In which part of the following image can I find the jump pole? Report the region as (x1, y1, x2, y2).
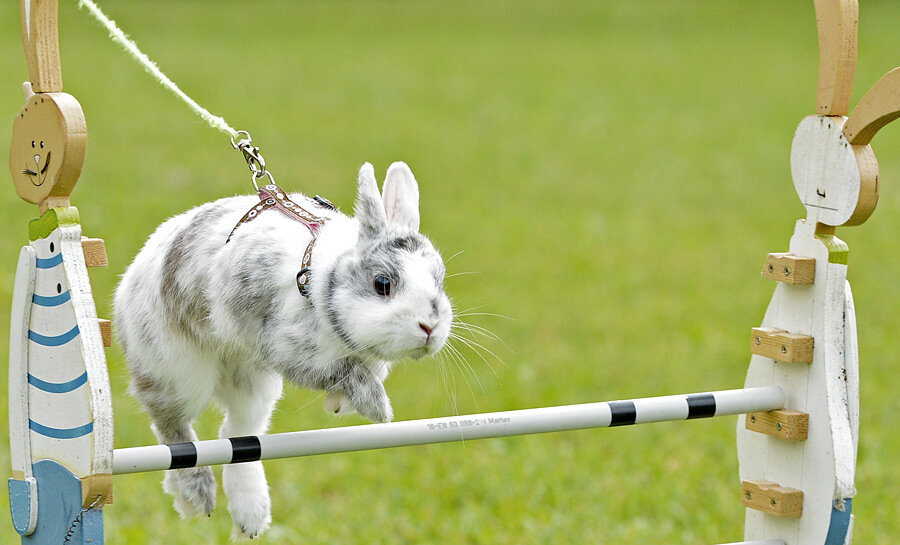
(113, 386, 784, 475)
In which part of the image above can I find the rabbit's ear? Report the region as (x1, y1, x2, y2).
(355, 163, 388, 240)
(382, 162, 420, 232)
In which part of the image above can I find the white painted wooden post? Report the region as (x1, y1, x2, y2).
(737, 219, 859, 545)
(9, 247, 39, 535)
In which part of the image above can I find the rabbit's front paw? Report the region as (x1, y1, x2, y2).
(354, 386, 393, 423)
(341, 362, 394, 423)
(324, 391, 356, 416)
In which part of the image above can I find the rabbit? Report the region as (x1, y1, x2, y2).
(113, 161, 452, 538)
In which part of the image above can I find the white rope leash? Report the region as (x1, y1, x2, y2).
(75, 0, 237, 137)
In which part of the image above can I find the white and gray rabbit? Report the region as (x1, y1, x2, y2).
(113, 162, 452, 538)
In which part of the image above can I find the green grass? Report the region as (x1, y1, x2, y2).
(2, 1, 900, 543)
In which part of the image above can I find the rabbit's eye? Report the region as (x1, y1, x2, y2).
(373, 275, 391, 297)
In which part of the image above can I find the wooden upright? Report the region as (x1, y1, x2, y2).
(7, 2, 114, 543)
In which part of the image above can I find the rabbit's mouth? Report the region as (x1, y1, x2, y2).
(408, 337, 445, 360)
(22, 151, 51, 187)
(408, 346, 431, 360)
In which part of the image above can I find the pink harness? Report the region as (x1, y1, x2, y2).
(226, 182, 333, 297)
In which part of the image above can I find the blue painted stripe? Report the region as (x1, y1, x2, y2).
(32, 290, 71, 307)
(27, 371, 88, 393)
(28, 325, 80, 347)
(824, 498, 853, 545)
(28, 420, 93, 439)
(35, 254, 63, 269)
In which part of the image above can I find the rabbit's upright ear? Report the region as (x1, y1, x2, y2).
(355, 163, 388, 240)
(382, 162, 420, 232)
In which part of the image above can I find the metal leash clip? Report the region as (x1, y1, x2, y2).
(230, 130, 274, 191)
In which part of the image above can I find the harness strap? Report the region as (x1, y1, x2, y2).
(226, 182, 334, 298)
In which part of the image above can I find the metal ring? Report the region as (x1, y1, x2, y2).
(251, 170, 276, 191)
(230, 130, 252, 149)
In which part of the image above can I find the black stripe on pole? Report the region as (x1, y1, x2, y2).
(607, 401, 637, 426)
(229, 436, 262, 463)
(168, 442, 198, 469)
(685, 394, 717, 419)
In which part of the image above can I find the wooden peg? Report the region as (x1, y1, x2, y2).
(80, 473, 112, 507)
(741, 480, 803, 518)
(762, 253, 815, 284)
(750, 327, 814, 364)
(98, 319, 112, 347)
(20, 0, 63, 93)
(844, 67, 900, 145)
(38, 195, 70, 215)
(813, 0, 858, 115)
(81, 237, 108, 267)
(746, 409, 809, 441)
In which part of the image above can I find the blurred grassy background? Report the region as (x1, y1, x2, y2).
(1, 1, 899, 543)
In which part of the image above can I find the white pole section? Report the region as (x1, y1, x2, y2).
(719, 541, 785, 545)
(112, 386, 783, 475)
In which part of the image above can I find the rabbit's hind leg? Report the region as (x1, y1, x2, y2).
(131, 367, 218, 518)
(216, 365, 283, 539)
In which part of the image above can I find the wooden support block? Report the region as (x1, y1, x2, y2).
(98, 319, 112, 347)
(761, 253, 815, 284)
(750, 327, 814, 364)
(746, 409, 809, 441)
(82, 237, 108, 267)
(80, 474, 113, 507)
(741, 480, 803, 518)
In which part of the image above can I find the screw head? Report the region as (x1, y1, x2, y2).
(783, 267, 791, 276)
(781, 345, 788, 354)
(768, 264, 775, 273)
(745, 491, 752, 500)
(776, 422, 783, 431)
(755, 336, 761, 345)
(750, 415, 757, 423)
(771, 499, 778, 507)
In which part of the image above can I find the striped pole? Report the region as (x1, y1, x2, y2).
(112, 387, 783, 475)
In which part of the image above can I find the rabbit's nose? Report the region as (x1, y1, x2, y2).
(419, 322, 435, 336)
(34, 154, 41, 165)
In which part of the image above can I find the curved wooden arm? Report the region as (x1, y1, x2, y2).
(844, 67, 900, 145)
(814, 0, 858, 115)
(20, 0, 62, 92)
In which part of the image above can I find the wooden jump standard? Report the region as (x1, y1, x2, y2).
(8, 1, 900, 544)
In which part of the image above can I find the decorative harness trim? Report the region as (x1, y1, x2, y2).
(226, 182, 334, 297)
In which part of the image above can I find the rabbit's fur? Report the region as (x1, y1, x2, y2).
(114, 162, 451, 538)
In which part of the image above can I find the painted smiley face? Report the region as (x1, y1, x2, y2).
(9, 92, 87, 205)
(24, 138, 52, 187)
